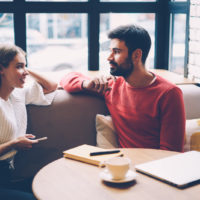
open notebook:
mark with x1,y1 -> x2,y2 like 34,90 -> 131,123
135,151 -> 200,188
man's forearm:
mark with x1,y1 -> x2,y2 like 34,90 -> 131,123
60,72 -> 89,93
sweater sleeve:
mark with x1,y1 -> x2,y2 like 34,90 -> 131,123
24,81 -> 56,105
159,87 -> 185,152
60,72 -> 90,93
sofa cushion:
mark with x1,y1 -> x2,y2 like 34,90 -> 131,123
184,118 -> 200,152
96,114 -> 118,149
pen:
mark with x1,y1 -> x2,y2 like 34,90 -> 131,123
90,150 -> 120,156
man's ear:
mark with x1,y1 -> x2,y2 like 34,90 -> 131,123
132,49 -> 142,62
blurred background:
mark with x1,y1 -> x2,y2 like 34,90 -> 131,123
0,0 -> 188,76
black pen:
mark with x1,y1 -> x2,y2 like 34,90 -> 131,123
90,150 -> 120,156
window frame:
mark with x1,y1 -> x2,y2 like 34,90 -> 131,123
0,0 -> 189,76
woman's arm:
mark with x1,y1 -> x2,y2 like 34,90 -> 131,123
0,140 -> 16,157
27,69 -> 58,94
0,134 -> 38,157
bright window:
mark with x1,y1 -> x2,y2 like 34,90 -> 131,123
26,13 -> 88,72
169,14 -> 186,75
101,0 -> 155,2
0,13 -> 14,44
26,0 -> 87,1
0,0 -> 189,75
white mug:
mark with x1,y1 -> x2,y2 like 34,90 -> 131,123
105,157 -> 131,180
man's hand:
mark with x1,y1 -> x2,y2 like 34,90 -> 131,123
82,75 -> 116,94
13,134 -> 39,150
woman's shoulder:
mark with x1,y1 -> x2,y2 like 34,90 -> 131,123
10,88 -> 26,103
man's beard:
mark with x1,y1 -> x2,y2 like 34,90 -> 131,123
109,58 -> 134,78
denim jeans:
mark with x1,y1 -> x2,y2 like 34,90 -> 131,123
0,160 -> 12,187
0,159 -> 36,200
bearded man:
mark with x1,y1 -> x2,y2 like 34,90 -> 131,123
60,24 -> 185,152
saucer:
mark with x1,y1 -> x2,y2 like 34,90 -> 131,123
99,169 -> 137,183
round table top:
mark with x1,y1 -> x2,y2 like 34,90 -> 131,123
32,148 -> 200,200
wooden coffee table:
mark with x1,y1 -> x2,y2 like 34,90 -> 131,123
32,148 -> 200,200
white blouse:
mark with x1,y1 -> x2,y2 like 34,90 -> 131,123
0,81 -> 56,160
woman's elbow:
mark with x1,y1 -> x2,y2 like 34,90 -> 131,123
44,82 -> 58,94
51,82 -> 58,91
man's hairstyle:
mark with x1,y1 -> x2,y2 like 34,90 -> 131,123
108,24 -> 151,64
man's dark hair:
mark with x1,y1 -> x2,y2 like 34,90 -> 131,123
108,24 -> 151,64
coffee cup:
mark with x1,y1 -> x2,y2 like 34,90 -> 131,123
105,157 -> 131,180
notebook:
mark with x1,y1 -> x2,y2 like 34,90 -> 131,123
135,151 -> 200,188
63,144 -> 123,167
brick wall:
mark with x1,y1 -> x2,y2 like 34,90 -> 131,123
188,0 -> 200,83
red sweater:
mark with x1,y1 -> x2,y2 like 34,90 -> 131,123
60,72 -> 185,152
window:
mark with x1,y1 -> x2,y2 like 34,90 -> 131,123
0,13 -> 14,44
172,0 -> 187,1
169,14 -> 186,75
26,0 -> 87,1
0,0 -> 189,76
27,13 -> 88,71
101,0 -> 155,1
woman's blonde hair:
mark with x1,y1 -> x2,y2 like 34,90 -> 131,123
0,44 -> 26,68
0,44 -> 26,84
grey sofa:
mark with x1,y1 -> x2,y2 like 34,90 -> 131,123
13,84 -> 200,180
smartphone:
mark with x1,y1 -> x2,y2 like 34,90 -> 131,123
37,137 -> 48,141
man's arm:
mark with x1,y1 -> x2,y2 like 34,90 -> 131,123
159,87 -> 185,152
60,72 -> 89,93
0,134 -> 38,156
60,72 -> 115,94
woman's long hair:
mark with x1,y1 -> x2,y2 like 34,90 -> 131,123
0,44 -> 26,85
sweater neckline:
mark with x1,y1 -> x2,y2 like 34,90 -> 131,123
125,72 -> 157,89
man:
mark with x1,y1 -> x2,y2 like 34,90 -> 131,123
60,24 -> 185,152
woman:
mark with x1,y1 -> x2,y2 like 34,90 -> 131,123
0,44 -> 57,199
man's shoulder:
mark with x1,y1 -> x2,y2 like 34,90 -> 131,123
155,75 -> 180,90
155,75 -> 183,99
107,76 -> 124,87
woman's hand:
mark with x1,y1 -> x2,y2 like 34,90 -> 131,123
27,69 -> 58,94
0,134 -> 39,156
13,134 -> 39,150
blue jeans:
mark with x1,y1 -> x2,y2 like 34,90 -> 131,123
0,160 -> 36,200
0,188 -> 36,200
